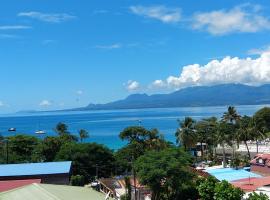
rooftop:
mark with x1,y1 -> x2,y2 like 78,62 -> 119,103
0,183 -> 110,200
232,176 -> 270,192
0,161 -> 72,177
0,179 -> 41,192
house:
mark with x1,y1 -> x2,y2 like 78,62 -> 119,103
0,179 -> 41,192
0,183 -> 111,200
0,161 -> 72,185
250,154 -> 270,174
99,177 -> 151,200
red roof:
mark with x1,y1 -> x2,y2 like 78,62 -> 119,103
232,176 -> 270,192
0,179 -> 41,192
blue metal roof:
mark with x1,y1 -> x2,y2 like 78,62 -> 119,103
0,161 -> 72,177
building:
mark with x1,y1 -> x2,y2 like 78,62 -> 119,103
99,177 -> 151,200
0,183 -> 111,200
0,179 -> 41,192
250,154 -> 270,174
0,161 -> 72,185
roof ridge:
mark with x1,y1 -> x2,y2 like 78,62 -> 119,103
33,183 -> 62,200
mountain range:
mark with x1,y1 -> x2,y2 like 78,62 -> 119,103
70,84 -> 270,111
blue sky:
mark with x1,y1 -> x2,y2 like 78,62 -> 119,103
1,0 -> 270,113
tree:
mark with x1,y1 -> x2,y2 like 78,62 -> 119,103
78,129 -> 89,142
55,122 -> 69,136
197,176 -> 218,200
214,180 -> 244,200
135,148 -> 195,200
35,136 -> 62,162
237,116 -> 253,159
253,107 -> 270,153
216,122 -> 234,168
222,106 -> 241,159
56,143 -> 115,181
176,117 -> 197,151
7,135 -> 39,163
247,192 -> 269,200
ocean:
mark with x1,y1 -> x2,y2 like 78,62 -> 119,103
0,105 -> 268,150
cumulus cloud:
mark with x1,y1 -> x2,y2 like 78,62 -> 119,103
192,4 -> 270,35
125,80 -> 140,92
39,100 -> 52,107
18,11 -> 76,23
150,80 -> 166,89
152,50 -> 270,89
130,5 -> 181,24
0,25 -> 31,30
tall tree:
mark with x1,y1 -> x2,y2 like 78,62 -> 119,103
78,129 -> 89,142
176,117 -> 197,151
135,148 -> 196,200
222,106 -> 241,159
237,116 -> 253,159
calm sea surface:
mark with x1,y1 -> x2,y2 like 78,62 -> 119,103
0,105 -> 268,150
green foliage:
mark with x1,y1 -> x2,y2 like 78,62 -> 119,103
214,180 -> 244,200
124,176 -> 131,200
7,135 -> 38,163
176,117 -> 197,151
247,192 -> 269,200
56,142 -> 115,181
78,129 -> 89,142
135,147 -> 195,200
70,175 -> 85,186
254,107 -> 270,132
197,176 -> 218,200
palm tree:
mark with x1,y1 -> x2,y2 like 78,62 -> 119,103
217,121 -> 233,168
78,129 -> 89,142
176,117 -> 197,151
237,116 -> 253,159
222,106 -> 241,124
249,117 -> 267,153
222,106 -> 241,159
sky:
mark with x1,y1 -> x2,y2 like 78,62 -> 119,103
1,0 -> 270,113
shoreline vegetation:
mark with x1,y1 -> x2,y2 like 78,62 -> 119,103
0,106 -> 270,199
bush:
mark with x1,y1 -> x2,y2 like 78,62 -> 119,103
247,192 -> 269,200
70,175 -> 85,186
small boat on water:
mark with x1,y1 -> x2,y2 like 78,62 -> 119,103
35,130 -> 46,135
8,128 -> 16,132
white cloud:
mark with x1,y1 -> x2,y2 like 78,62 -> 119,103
150,80 -> 166,89
125,80 -> 140,92
95,43 -> 122,50
152,50 -> 270,89
248,45 -> 270,55
192,4 -> 270,35
39,100 -> 52,107
0,25 -> 31,30
18,11 -> 76,23
130,5 -> 181,24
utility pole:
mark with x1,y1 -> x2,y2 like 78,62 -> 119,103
95,164 -> 99,180
6,139 -> 9,164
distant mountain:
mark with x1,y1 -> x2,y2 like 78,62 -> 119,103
72,84 -> 270,111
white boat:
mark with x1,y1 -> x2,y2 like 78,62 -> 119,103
8,128 -> 16,132
35,130 -> 46,134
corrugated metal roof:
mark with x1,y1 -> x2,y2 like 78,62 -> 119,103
0,179 -> 41,192
0,183 -> 110,200
0,161 -> 72,177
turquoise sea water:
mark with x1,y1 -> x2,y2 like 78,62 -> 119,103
0,105 -> 268,150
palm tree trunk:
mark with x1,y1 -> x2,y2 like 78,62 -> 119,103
256,139 -> 259,154
222,143 -> 226,168
244,141 -> 251,159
